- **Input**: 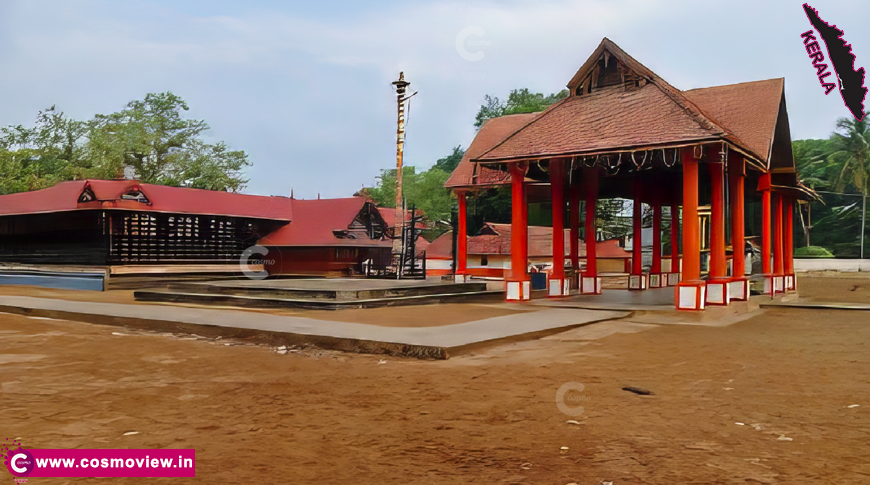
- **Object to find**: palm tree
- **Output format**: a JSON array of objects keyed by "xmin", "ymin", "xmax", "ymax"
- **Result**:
[
  {"xmin": 829, "ymin": 117, "xmax": 870, "ymax": 195},
  {"xmin": 827, "ymin": 116, "xmax": 870, "ymax": 257}
]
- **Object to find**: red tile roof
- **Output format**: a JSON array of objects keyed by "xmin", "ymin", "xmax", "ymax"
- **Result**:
[
  {"xmin": 426, "ymin": 231, "xmax": 454, "ymax": 259},
  {"xmin": 427, "ymin": 223, "xmax": 631, "ymax": 259},
  {"xmin": 0, "ymin": 179, "xmax": 294, "ymax": 220},
  {"xmin": 683, "ymin": 78, "xmax": 784, "ymax": 165},
  {"xmin": 475, "ymin": 84, "xmax": 723, "ymax": 162},
  {"xmin": 444, "ymin": 113, "xmax": 538, "ymax": 188},
  {"xmin": 259, "ymin": 197, "xmax": 392, "ymax": 248},
  {"xmin": 471, "ymin": 38, "xmax": 784, "ymax": 166}
]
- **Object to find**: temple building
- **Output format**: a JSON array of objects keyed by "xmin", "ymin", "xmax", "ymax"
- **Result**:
[
  {"xmin": 0, "ymin": 179, "xmax": 394, "ymax": 286},
  {"xmin": 445, "ymin": 38, "xmax": 817, "ymax": 310}
]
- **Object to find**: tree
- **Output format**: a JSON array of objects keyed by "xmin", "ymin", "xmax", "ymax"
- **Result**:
[
  {"xmin": 433, "ymin": 145, "xmax": 465, "ymax": 173},
  {"xmin": 90, "ymin": 92, "xmax": 250, "ymax": 191},
  {"xmin": 0, "ymin": 92, "xmax": 252, "ymax": 194},
  {"xmin": 827, "ymin": 117, "xmax": 870, "ymax": 196},
  {"xmin": 0, "ymin": 106, "xmax": 90, "ymax": 192},
  {"xmin": 474, "ymin": 88, "xmax": 568, "ymax": 128}
]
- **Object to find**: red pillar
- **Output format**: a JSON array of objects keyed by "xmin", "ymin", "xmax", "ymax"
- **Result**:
[
  {"xmin": 507, "ymin": 162, "xmax": 529, "ymax": 301},
  {"xmin": 582, "ymin": 167, "xmax": 600, "ymax": 294},
  {"xmin": 549, "ymin": 159, "xmax": 567, "ymax": 296},
  {"xmin": 677, "ymin": 147, "xmax": 704, "ymax": 310},
  {"xmin": 707, "ymin": 155, "xmax": 729, "ymax": 305},
  {"xmin": 785, "ymin": 196, "xmax": 795, "ymax": 290},
  {"xmin": 670, "ymin": 200, "xmax": 680, "ymax": 285},
  {"xmin": 630, "ymin": 178, "xmax": 646, "ymax": 290},
  {"xmin": 650, "ymin": 187, "xmax": 663, "ymax": 287},
  {"xmin": 569, "ymin": 184, "xmax": 581, "ymax": 287},
  {"xmin": 760, "ymin": 172, "xmax": 772, "ymax": 272},
  {"xmin": 728, "ymin": 154, "xmax": 748, "ymax": 300},
  {"xmin": 456, "ymin": 190, "xmax": 468, "ymax": 281},
  {"xmin": 773, "ymin": 193, "xmax": 784, "ymax": 275}
]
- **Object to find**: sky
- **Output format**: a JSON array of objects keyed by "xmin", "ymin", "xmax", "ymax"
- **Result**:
[{"xmin": 0, "ymin": 0, "xmax": 867, "ymax": 199}]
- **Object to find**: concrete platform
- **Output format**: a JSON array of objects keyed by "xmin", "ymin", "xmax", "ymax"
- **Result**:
[
  {"xmin": 134, "ymin": 278, "xmax": 501, "ymax": 309},
  {"xmin": 0, "ymin": 295, "xmax": 629, "ymax": 359}
]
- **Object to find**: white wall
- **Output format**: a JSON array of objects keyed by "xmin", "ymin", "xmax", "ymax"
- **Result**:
[{"xmin": 795, "ymin": 259, "xmax": 870, "ymax": 272}]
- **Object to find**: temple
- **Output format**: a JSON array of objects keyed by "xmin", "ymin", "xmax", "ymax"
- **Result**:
[{"xmin": 445, "ymin": 38, "xmax": 817, "ymax": 310}]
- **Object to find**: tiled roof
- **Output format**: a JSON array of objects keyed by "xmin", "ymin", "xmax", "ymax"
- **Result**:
[
  {"xmin": 0, "ymin": 179, "xmax": 295, "ymax": 220},
  {"xmin": 475, "ymin": 83, "xmax": 723, "ymax": 162},
  {"xmin": 259, "ymin": 197, "xmax": 392, "ymax": 248},
  {"xmin": 683, "ymin": 78, "xmax": 784, "ymax": 164},
  {"xmin": 444, "ymin": 113, "xmax": 538, "ymax": 188},
  {"xmin": 470, "ymin": 38, "xmax": 783, "ymax": 165}
]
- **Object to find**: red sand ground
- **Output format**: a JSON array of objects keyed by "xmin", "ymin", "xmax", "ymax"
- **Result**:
[{"xmin": 1, "ymin": 304, "xmax": 868, "ymax": 483}]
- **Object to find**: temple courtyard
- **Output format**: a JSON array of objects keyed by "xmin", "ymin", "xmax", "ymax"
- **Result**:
[{"xmin": 1, "ymin": 275, "xmax": 868, "ymax": 484}]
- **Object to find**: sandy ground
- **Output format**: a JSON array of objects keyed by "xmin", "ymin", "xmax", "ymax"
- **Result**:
[
  {"xmin": 796, "ymin": 273, "xmax": 870, "ymax": 303},
  {"xmin": 1, "ymin": 306, "xmax": 868, "ymax": 484}
]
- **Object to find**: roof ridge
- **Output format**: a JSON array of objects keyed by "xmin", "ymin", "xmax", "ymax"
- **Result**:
[
  {"xmin": 683, "ymin": 77, "xmax": 784, "ymax": 93},
  {"xmin": 566, "ymin": 38, "xmax": 770, "ymax": 157}
]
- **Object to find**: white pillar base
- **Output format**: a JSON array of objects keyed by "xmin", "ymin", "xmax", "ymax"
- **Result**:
[
  {"xmin": 454, "ymin": 274, "xmax": 470, "ymax": 283},
  {"xmin": 729, "ymin": 278, "xmax": 750, "ymax": 301},
  {"xmin": 648, "ymin": 273, "xmax": 664, "ymax": 288},
  {"xmin": 677, "ymin": 282, "xmax": 706, "ymax": 310},
  {"xmin": 580, "ymin": 276, "xmax": 602, "ymax": 295},
  {"xmin": 785, "ymin": 274, "xmax": 796, "ymax": 291},
  {"xmin": 666, "ymin": 273, "xmax": 681, "ymax": 287},
  {"xmin": 506, "ymin": 280, "xmax": 531, "ymax": 301},
  {"xmin": 548, "ymin": 277, "xmax": 570, "ymax": 297},
  {"xmin": 628, "ymin": 273, "xmax": 648, "ymax": 290},
  {"xmin": 706, "ymin": 280, "xmax": 730, "ymax": 306}
]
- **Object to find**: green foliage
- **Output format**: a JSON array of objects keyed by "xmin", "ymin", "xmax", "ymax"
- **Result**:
[
  {"xmin": 0, "ymin": 92, "xmax": 251, "ymax": 194},
  {"xmin": 433, "ymin": 145, "xmax": 465, "ymax": 173},
  {"xmin": 474, "ymin": 88, "xmax": 568, "ymax": 128},
  {"xmin": 794, "ymin": 117, "xmax": 870, "ymax": 258},
  {"xmin": 793, "ymin": 245, "xmax": 834, "ymax": 258}
]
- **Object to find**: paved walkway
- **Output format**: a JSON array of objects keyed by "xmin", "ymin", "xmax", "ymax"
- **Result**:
[
  {"xmin": 531, "ymin": 287, "xmax": 675, "ymax": 311},
  {"xmin": 0, "ymin": 296, "xmax": 629, "ymax": 357}
]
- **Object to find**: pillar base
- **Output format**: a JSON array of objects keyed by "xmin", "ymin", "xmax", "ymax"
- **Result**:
[
  {"xmin": 763, "ymin": 274, "xmax": 785, "ymax": 297},
  {"xmin": 676, "ymin": 281, "xmax": 706, "ymax": 311},
  {"xmin": 705, "ymin": 278, "xmax": 731, "ymax": 306},
  {"xmin": 580, "ymin": 276, "xmax": 602, "ymax": 295},
  {"xmin": 454, "ymin": 274, "xmax": 470, "ymax": 283},
  {"xmin": 628, "ymin": 273, "xmax": 648, "ymax": 291},
  {"xmin": 648, "ymin": 273, "xmax": 664, "ymax": 288},
  {"xmin": 666, "ymin": 272, "xmax": 681, "ymax": 287},
  {"xmin": 728, "ymin": 277, "xmax": 750, "ymax": 301},
  {"xmin": 785, "ymin": 274, "xmax": 796, "ymax": 292},
  {"xmin": 506, "ymin": 279, "xmax": 531, "ymax": 301},
  {"xmin": 548, "ymin": 277, "xmax": 570, "ymax": 297}
]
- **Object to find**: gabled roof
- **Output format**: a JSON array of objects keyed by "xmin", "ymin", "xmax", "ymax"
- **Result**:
[
  {"xmin": 683, "ymin": 78, "xmax": 786, "ymax": 167},
  {"xmin": 0, "ymin": 179, "xmax": 294, "ymax": 220},
  {"xmin": 473, "ymin": 38, "xmax": 784, "ymax": 167},
  {"xmin": 444, "ymin": 113, "xmax": 538, "ymax": 188},
  {"xmin": 259, "ymin": 197, "xmax": 391, "ymax": 248}
]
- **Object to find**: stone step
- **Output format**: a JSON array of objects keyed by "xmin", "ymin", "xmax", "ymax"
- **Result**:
[
  {"xmin": 134, "ymin": 288, "xmax": 503, "ymax": 310},
  {"xmin": 165, "ymin": 281, "xmax": 489, "ymax": 301}
]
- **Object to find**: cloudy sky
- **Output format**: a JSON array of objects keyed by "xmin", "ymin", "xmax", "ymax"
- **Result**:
[{"xmin": 0, "ymin": 0, "xmax": 867, "ymax": 198}]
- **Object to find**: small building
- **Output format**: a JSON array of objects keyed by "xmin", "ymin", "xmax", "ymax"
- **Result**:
[
  {"xmin": 426, "ymin": 223, "xmax": 632, "ymax": 278},
  {"xmin": 258, "ymin": 197, "xmax": 392, "ymax": 276}
]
